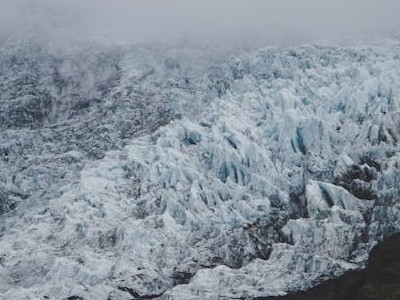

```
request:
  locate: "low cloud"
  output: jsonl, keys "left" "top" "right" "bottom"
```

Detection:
{"left": 1, "top": 0, "right": 400, "bottom": 48}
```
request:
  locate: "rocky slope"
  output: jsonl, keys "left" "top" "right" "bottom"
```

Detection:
{"left": 0, "top": 39, "right": 399, "bottom": 299}
{"left": 264, "top": 233, "right": 400, "bottom": 300}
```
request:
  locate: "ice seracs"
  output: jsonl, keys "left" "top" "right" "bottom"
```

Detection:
{"left": 0, "top": 40, "right": 399, "bottom": 299}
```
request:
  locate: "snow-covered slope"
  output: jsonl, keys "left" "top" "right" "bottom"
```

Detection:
{"left": 0, "top": 40, "right": 400, "bottom": 299}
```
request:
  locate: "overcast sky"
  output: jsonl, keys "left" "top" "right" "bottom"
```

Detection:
{"left": 1, "top": 0, "right": 400, "bottom": 47}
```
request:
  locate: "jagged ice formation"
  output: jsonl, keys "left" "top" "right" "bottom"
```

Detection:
{"left": 0, "top": 39, "right": 400, "bottom": 299}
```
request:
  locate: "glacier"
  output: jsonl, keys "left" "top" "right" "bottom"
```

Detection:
{"left": 0, "top": 39, "right": 400, "bottom": 299}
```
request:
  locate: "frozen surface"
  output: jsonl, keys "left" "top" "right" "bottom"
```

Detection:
{"left": 0, "top": 39, "right": 400, "bottom": 299}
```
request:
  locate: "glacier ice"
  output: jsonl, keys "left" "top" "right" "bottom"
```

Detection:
{"left": 0, "top": 39, "right": 400, "bottom": 299}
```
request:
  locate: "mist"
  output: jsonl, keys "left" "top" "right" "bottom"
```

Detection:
{"left": 1, "top": 0, "right": 400, "bottom": 49}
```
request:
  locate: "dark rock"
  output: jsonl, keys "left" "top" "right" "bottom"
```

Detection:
{"left": 171, "top": 271, "right": 194, "bottom": 285}
{"left": 117, "top": 286, "right": 164, "bottom": 299}
{"left": 258, "top": 234, "right": 400, "bottom": 300}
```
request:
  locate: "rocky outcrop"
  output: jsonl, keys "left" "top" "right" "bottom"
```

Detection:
{"left": 261, "top": 234, "right": 400, "bottom": 300}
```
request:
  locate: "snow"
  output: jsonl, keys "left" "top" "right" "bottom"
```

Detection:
{"left": 0, "top": 39, "right": 400, "bottom": 299}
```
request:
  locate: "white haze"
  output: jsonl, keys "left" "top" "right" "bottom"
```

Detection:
{"left": 1, "top": 0, "right": 400, "bottom": 49}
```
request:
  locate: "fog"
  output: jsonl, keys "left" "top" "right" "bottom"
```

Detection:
{"left": 1, "top": 0, "right": 400, "bottom": 48}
